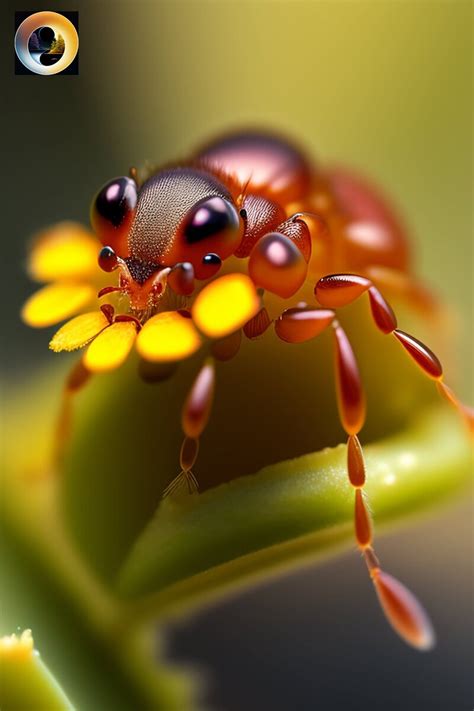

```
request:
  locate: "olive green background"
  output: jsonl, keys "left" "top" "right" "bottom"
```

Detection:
{"left": 2, "top": 1, "right": 472, "bottom": 709}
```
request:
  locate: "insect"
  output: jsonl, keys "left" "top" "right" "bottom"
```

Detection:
{"left": 22, "top": 129, "right": 472, "bottom": 651}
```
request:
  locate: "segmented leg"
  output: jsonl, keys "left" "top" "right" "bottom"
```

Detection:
{"left": 53, "top": 358, "right": 92, "bottom": 467}
{"left": 331, "top": 320, "right": 435, "bottom": 649}
{"left": 163, "top": 358, "right": 216, "bottom": 497}
{"left": 275, "top": 302, "right": 436, "bottom": 649}
{"left": 315, "top": 273, "right": 473, "bottom": 432}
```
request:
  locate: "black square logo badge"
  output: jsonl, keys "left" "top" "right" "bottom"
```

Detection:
{"left": 15, "top": 11, "right": 79, "bottom": 75}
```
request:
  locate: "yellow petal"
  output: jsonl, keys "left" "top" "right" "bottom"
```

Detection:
{"left": 192, "top": 273, "right": 260, "bottom": 338}
{"left": 21, "top": 283, "right": 95, "bottom": 328}
{"left": 136, "top": 311, "right": 202, "bottom": 362}
{"left": 83, "top": 321, "right": 137, "bottom": 373}
{"left": 49, "top": 311, "right": 110, "bottom": 352}
{"left": 28, "top": 222, "right": 100, "bottom": 282}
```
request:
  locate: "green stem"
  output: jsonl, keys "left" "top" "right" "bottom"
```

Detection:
{"left": 117, "top": 407, "right": 471, "bottom": 617}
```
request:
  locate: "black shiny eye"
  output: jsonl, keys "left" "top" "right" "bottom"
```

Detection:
{"left": 196, "top": 252, "right": 222, "bottom": 280}
{"left": 91, "top": 176, "right": 137, "bottom": 254}
{"left": 202, "top": 252, "right": 221, "bottom": 267}
{"left": 183, "top": 196, "right": 239, "bottom": 245}
{"left": 98, "top": 246, "right": 118, "bottom": 272}
{"left": 94, "top": 177, "right": 137, "bottom": 228}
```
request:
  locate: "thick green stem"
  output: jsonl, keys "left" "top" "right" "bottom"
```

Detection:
{"left": 117, "top": 407, "right": 471, "bottom": 613}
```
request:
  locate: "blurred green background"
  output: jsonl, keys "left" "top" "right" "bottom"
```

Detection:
{"left": 2, "top": 0, "right": 472, "bottom": 709}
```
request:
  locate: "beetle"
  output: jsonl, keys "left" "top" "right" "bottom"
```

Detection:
{"left": 22, "top": 129, "right": 472, "bottom": 651}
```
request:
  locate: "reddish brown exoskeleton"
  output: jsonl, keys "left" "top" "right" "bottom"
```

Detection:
{"left": 28, "top": 130, "right": 472, "bottom": 651}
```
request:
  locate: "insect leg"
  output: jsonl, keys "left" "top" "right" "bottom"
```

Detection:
{"left": 315, "top": 273, "right": 473, "bottom": 432}
{"left": 162, "top": 358, "right": 215, "bottom": 498}
{"left": 274, "top": 300, "right": 434, "bottom": 647}
{"left": 53, "top": 358, "right": 92, "bottom": 468}
{"left": 274, "top": 298, "right": 436, "bottom": 646}
{"left": 332, "top": 320, "right": 435, "bottom": 649}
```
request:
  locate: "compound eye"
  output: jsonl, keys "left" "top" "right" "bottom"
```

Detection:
{"left": 91, "top": 176, "right": 137, "bottom": 255}
{"left": 182, "top": 197, "right": 241, "bottom": 264}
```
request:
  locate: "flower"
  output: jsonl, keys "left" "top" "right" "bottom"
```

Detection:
{"left": 22, "top": 222, "right": 261, "bottom": 374}
{"left": 21, "top": 222, "right": 105, "bottom": 328}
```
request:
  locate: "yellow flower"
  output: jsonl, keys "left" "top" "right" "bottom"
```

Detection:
{"left": 21, "top": 222, "right": 105, "bottom": 328}
{"left": 22, "top": 222, "right": 260, "bottom": 373}
{"left": 49, "top": 308, "right": 203, "bottom": 373}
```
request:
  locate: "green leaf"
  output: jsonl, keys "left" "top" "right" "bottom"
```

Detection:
{"left": 117, "top": 407, "right": 471, "bottom": 609}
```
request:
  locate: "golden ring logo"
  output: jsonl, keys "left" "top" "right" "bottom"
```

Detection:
{"left": 14, "top": 11, "right": 79, "bottom": 76}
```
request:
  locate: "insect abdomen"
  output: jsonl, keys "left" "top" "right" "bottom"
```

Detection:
{"left": 196, "top": 130, "right": 313, "bottom": 203}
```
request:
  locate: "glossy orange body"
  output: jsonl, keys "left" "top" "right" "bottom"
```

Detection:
{"left": 92, "top": 130, "right": 412, "bottom": 313}
{"left": 194, "top": 131, "right": 411, "bottom": 294}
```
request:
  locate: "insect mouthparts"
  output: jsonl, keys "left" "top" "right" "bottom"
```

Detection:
{"left": 124, "top": 257, "right": 162, "bottom": 285}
